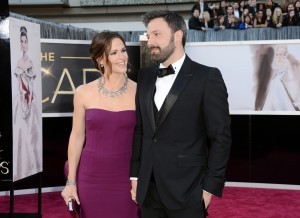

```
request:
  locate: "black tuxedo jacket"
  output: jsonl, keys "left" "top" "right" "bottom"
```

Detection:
{"left": 130, "top": 55, "right": 231, "bottom": 210}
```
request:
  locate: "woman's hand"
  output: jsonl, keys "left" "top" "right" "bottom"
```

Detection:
{"left": 61, "top": 184, "right": 80, "bottom": 206}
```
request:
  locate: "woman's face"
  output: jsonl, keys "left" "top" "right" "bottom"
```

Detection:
{"left": 220, "top": 16, "right": 225, "bottom": 23}
{"left": 20, "top": 35, "right": 28, "bottom": 53}
{"left": 257, "top": 11, "right": 264, "bottom": 18}
{"left": 296, "top": 2, "right": 300, "bottom": 8}
{"left": 266, "top": 0, "right": 273, "bottom": 6}
{"left": 287, "top": 4, "right": 294, "bottom": 11}
{"left": 266, "top": 8, "right": 272, "bottom": 16}
{"left": 221, "top": 1, "right": 226, "bottom": 8}
{"left": 276, "top": 8, "right": 282, "bottom": 16}
{"left": 107, "top": 38, "right": 128, "bottom": 75}
{"left": 245, "top": 16, "right": 251, "bottom": 23}
{"left": 276, "top": 48, "right": 286, "bottom": 59}
{"left": 243, "top": 8, "right": 249, "bottom": 15}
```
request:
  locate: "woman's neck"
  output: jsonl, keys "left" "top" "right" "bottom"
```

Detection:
{"left": 103, "top": 73, "right": 126, "bottom": 90}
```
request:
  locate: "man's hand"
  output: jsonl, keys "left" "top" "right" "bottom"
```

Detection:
{"left": 131, "top": 180, "right": 138, "bottom": 204}
{"left": 202, "top": 191, "right": 212, "bottom": 209}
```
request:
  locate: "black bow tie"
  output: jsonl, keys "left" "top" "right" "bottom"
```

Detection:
{"left": 157, "top": 65, "right": 175, "bottom": 78}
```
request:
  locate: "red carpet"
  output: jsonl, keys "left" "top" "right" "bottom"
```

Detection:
{"left": 1, "top": 187, "right": 300, "bottom": 218}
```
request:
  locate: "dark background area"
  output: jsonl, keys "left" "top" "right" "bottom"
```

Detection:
{"left": 1, "top": 114, "right": 300, "bottom": 192}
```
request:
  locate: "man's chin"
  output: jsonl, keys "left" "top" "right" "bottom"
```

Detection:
{"left": 150, "top": 55, "right": 162, "bottom": 63}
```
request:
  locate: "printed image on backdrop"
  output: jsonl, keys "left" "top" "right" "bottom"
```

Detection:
{"left": 40, "top": 39, "right": 140, "bottom": 116}
{"left": 185, "top": 41, "right": 300, "bottom": 115}
{"left": 10, "top": 17, "right": 43, "bottom": 181}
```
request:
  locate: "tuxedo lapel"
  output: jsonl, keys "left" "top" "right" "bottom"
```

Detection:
{"left": 157, "top": 57, "right": 193, "bottom": 129}
{"left": 144, "top": 67, "right": 158, "bottom": 132}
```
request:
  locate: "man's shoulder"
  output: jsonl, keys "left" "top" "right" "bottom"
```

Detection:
{"left": 188, "top": 56, "right": 215, "bottom": 71}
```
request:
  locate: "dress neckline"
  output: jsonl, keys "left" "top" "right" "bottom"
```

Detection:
{"left": 86, "top": 108, "right": 135, "bottom": 113}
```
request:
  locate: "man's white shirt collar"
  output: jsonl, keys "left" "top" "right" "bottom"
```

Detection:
{"left": 155, "top": 54, "right": 186, "bottom": 110}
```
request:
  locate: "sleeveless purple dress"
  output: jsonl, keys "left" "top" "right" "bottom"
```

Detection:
{"left": 77, "top": 108, "right": 139, "bottom": 218}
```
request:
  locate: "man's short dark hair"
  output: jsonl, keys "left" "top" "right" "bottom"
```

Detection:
{"left": 142, "top": 10, "right": 187, "bottom": 46}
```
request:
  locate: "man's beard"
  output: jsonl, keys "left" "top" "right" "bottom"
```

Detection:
{"left": 149, "top": 36, "right": 175, "bottom": 64}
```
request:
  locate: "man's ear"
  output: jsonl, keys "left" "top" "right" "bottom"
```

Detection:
{"left": 174, "top": 30, "right": 183, "bottom": 44}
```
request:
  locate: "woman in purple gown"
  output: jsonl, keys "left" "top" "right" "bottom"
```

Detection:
{"left": 61, "top": 31, "right": 139, "bottom": 218}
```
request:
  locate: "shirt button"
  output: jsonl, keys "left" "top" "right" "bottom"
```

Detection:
{"left": 153, "top": 138, "right": 158, "bottom": 143}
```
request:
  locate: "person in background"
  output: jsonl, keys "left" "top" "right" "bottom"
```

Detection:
{"left": 249, "top": 11, "right": 255, "bottom": 21}
{"left": 249, "top": 0, "right": 258, "bottom": 16}
{"left": 281, "top": 0, "right": 296, "bottom": 13}
{"left": 272, "top": 7, "right": 284, "bottom": 27}
{"left": 188, "top": 8, "right": 203, "bottom": 30}
{"left": 241, "top": 7, "right": 250, "bottom": 20}
{"left": 257, "top": 3, "right": 266, "bottom": 13}
{"left": 191, "top": 0, "right": 213, "bottom": 19}
{"left": 61, "top": 31, "right": 140, "bottom": 218}
{"left": 233, "top": 1, "right": 243, "bottom": 19}
{"left": 266, "top": 8, "right": 275, "bottom": 27}
{"left": 265, "top": 0, "right": 279, "bottom": 12}
{"left": 294, "top": 0, "right": 300, "bottom": 17}
{"left": 239, "top": 15, "right": 254, "bottom": 29}
{"left": 285, "top": 3, "right": 295, "bottom": 14}
{"left": 254, "top": 10, "right": 267, "bottom": 27}
{"left": 210, "top": 2, "right": 220, "bottom": 21}
{"left": 217, "top": 0, "right": 228, "bottom": 16}
{"left": 224, "top": 5, "right": 241, "bottom": 29}
{"left": 294, "top": 0, "right": 300, "bottom": 24}
{"left": 199, "top": 11, "right": 215, "bottom": 30}
{"left": 283, "top": 9, "right": 298, "bottom": 25}
{"left": 239, "top": 1, "right": 246, "bottom": 13}
{"left": 130, "top": 9, "right": 231, "bottom": 218}
{"left": 214, "top": 15, "right": 226, "bottom": 30}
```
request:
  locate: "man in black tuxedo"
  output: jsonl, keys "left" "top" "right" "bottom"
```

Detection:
{"left": 130, "top": 10, "right": 231, "bottom": 218}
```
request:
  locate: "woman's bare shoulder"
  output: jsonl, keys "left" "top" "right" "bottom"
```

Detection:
{"left": 128, "top": 78, "right": 137, "bottom": 87}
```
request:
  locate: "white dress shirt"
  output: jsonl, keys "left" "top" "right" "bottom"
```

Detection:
{"left": 154, "top": 54, "right": 186, "bottom": 110}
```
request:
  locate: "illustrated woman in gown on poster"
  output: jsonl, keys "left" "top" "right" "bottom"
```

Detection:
{"left": 255, "top": 44, "right": 300, "bottom": 111}
{"left": 13, "top": 26, "right": 42, "bottom": 181}
{"left": 61, "top": 31, "right": 140, "bottom": 218}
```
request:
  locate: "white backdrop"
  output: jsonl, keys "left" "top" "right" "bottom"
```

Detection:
{"left": 185, "top": 40, "right": 300, "bottom": 115}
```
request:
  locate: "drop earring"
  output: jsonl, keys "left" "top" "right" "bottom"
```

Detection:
{"left": 100, "top": 64, "right": 104, "bottom": 74}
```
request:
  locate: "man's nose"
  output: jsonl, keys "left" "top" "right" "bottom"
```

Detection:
{"left": 147, "top": 36, "right": 154, "bottom": 47}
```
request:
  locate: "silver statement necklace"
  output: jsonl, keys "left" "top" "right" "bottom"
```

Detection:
{"left": 98, "top": 74, "right": 128, "bottom": 98}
